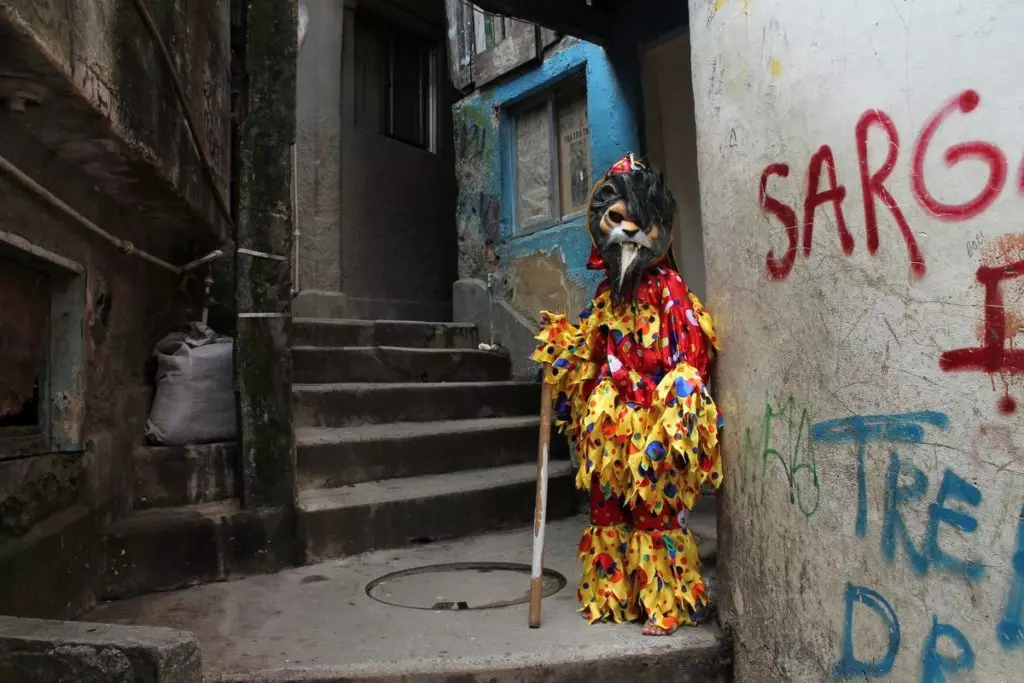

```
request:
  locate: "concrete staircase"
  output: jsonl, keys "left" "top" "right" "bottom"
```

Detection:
{"left": 95, "top": 318, "right": 574, "bottom": 600}
{"left": 291, "top": 318, "right": 576, "bottom": 562}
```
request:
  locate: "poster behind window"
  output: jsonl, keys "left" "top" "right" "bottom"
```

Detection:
{"left": 516, "top": 104, "right": 553, "bottom": 227}
{"left": 558, "top": 90, "right": 590, "bottom": 216}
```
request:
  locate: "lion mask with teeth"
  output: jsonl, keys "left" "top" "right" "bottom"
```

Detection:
{"left": 586, "top": 153, "right": 677, "bottom": 306}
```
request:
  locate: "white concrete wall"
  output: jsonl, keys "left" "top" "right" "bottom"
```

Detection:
{"left": 688, "top": 0, "right": 1024, "bottom": 680}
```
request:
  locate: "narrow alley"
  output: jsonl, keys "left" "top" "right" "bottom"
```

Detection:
{"left": 1, "top": 1, "right": 1022, "bottom": 682}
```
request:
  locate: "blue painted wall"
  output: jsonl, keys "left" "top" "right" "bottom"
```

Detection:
{"left": 453, "top": 38, "right": 642, "bottom": 318}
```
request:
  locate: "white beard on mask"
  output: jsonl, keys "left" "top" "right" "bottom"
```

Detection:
{"left": 617, "top": 242, "right": 640, "bottom": 292}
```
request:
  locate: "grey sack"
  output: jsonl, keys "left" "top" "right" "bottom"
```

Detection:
{"left": 145, "top": 322, "right": 236, "bottom": 446}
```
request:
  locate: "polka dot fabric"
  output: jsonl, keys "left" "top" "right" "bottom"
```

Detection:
{"left": 531, "top": 265, "right": 722, "bottom": 631}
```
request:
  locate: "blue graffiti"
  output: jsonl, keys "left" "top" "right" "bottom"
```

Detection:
{"left": 834, "top": 583, "right": 901, "bottom": 679}
{"left": 881, "top": 451, "right": 930, "bottom": 575}
{"left": 880, "top": 454, "right": 985, "bottom": 582}
{"left": 812, "top": 411, "right": 983, "bottom": 582}
{"left": 997, "top": 506, "right": 1024, "bottom": 650}
{"left": 810, "top": 412, "right": 949, "bottom": 537}
{"left": 927, "top": 470, "right": 986, "bottom": 582}
{"left": 921, "top": 616, "right": 975, "bottom": 683}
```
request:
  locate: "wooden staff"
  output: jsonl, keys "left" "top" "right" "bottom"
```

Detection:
{"left": 529, "top": 363, "right": 554, "bottom": 628}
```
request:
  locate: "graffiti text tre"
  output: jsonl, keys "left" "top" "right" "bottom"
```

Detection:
{"left": 815, "top": 411, "right": 1024, "bottom": 680}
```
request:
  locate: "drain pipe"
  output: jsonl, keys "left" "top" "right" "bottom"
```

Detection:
{"left": 479, "top": 272, "right": 502, "bottom": 353}
{"left": 292, "top": 2, "right": 309, "bottom": 297}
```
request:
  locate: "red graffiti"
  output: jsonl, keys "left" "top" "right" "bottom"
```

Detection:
{"left": 758, "top": 89, "right": 1015, "bottom": 281}
{"left": 803, "top": 145, "right": 854, "bottom": 257}
{"left": 999, "top": 395, "right": 1018, "bottom": 415}
{"left": 939, "top": 259, "right": 1024, "bottom": 414}
{"left": 760, "top": 163, "right": 798, "bottom": 280}
{"left": 911, "top": 90, "right": 1007, "bottom": 221}
{"left": 857, "top": 110, "right": 925, "bottom": 278}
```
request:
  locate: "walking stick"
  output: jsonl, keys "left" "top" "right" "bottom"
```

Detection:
{"left": 529, "top": 363, "right": 554, "bottom": 628}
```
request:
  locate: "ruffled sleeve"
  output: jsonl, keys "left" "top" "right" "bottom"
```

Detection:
{"left": 626, "top": 363, "right": 724, "bottom": 513}
{"left": 530, "top": 310, "right": 598, "bottom": 443}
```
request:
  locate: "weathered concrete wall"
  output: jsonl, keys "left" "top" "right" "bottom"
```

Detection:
{"left": 688, "top": 0, "right": 1024, "bottom": 680}
{"left": 338, "top": 0, "right": 459, "bottom": 322}
{"left": 0, "top": 0, "right": 231, "bottom": 241}
{"left": 454, "top": 38, "right": 641, "bottom": 330}
{"left": 0, "top": 121, "right": 189, "bottom": 619}
{"left": 0, "top": 0, "right": 231, "bottom": 619}
{"left": 295, "top": 0, "right": 458, "bottom": 321}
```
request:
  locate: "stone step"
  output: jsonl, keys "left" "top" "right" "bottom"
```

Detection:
{"left": 293, "top": 381, "right": 541, "bottom": 427}
{"left": 296, "top": 417, "right": 568, "bottom": 489}
{"left": 100, "top": 501, "right": 293, "bottom": 600}
{"left": 292, "top": 346, "right": 511, "bottom": 384}
{"left": 293, "top": 318, "right": 479, "bottom": 349}
{"left": 131, "top": 443, "right": 236, "bottom": 510}
{"left": 0, "top": 617, "right": 203, "bottom": 683}
{"left": 297, "top": 461, "right": 576, "bottom": 562}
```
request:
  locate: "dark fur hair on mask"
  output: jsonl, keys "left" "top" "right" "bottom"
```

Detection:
{"left": 587, "top": 160, "right": 677, "bottom": 306}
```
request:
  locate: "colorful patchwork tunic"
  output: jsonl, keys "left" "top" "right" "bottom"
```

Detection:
{"left": 531, "top": 261, "right": 723, "bottom": 630}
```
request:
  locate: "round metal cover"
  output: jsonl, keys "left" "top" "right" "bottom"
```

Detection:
{"left": 366, "top": 562, "right": 566, "bottom": 611}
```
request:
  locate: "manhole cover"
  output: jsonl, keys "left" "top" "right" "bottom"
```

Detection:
{"left": 366, "top": 562, "right": 566, "bottom": 611}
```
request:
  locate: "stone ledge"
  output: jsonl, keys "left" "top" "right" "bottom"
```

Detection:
{"left": 132, "top": 443, "right": 237, "bottom": 510}
{"left": 453, "top": 278, "right": 539, "bottom": 381}
{"left": 101, "top": 502, "right": 295, "bottom": 600}
{"left": 0, "top": 616, "right": 201, "bottom": 683}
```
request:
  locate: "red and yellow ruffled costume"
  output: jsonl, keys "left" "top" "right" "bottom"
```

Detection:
{"left": 531, "top": 255, "right": 722, "bottom": 631}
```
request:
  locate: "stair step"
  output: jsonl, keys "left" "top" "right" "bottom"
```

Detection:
{"left": 297, "top": 461, "right": 576, "bottom": 562}
{"left": 100, "top": 501, "right": 293, "bottom": 600}
{"left": 292, "top": 346, "right": 511, "bottom": 384}
{"left": 293, "top": 319, "right": 479, "bottom": 349}
{"left": 131, "top": 443, "right": 236, "bottom": 510}
{"left": 293, "top": 381, "right": 540, "bottom": 427}
{"left": 296, "top": 417, "right": 568, "bottom": 488}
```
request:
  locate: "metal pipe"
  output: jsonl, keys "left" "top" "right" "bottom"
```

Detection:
{"left": 292, "top": 143, "right": 300, "bottom": 296}
{"left": 181, "top": 249, "right": 225, "bottom": 272}
{"left": 0, "top": 154, "right": 228, "bottom": 278}
{"left": 202, "top": 270, "right": 214, "bottom": 324}
{"left": 293, "top": 2, "right": 309, "bottom": 297}
{"left": 0, "top": 154, "right": 180, "bottom": 273}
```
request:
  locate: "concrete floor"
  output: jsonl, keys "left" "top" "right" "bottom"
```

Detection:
{"left": 84, "top": 512, "right": 723, "bottom": 682}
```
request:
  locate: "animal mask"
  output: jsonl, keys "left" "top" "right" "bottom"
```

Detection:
{"left": 587, "top": 153, "right": 677, "bottom": 305}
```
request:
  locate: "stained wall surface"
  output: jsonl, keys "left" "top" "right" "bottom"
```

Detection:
{"left": 687, "top": 0, "right": 1024, "bottom": 680}
{"left": 0, "top": 0, "right": 229, "bottom": 618}
{"left": 295, "top": 0, "right": 459, "bottom": 321}
{"left": 454, "top": 38, "right": 641, "bottom": 325}
{"left": 0, "top": 0, "right": 231, "bottom": 241}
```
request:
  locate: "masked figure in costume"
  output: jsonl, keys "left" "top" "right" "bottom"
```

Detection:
{"left": 531, "top": 153, "right": 722, "bottom": 636}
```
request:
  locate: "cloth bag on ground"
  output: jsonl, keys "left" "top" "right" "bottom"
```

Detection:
{"left": 145, "top": 322, "right": 236, "bottom": 446}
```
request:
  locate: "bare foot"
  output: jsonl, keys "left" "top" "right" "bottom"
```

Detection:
{"left": 642, "top": 622, "right": 677, "bottom": 636}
